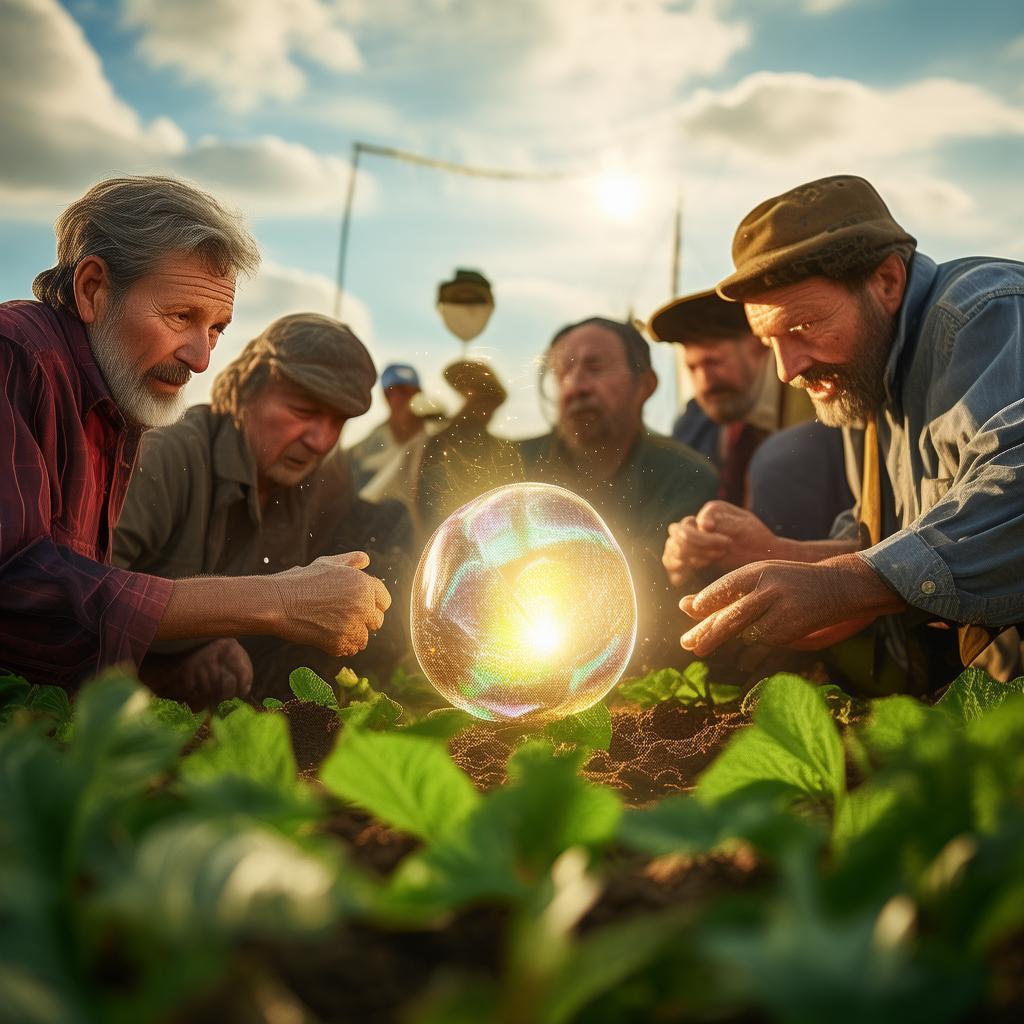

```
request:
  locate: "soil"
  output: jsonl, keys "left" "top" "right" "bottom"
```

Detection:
{"left": 449, "top": 702, "right": 749, "bottom": 804}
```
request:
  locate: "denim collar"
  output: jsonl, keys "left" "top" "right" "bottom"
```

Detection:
{"left": 883, "top": 251, "right": 938, "bottom": 413}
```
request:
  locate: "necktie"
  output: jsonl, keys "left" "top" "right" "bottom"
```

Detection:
{"left": 861, "top": 415, "right": 997, "bottom": 665}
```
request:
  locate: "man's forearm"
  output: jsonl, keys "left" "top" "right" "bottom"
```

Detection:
{"left": 773, "top": 536, "right": 861, "bottom": 564}
{"left": 155, "top": 575, "right": 281, "bottom": 642}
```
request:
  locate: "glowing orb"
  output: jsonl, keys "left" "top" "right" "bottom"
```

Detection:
{"left": 411, "top": 483, "right": 637, "bottom": 722}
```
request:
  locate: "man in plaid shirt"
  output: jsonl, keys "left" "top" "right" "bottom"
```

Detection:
{"left": 0, "top": 176, "right": 390, "bottom": 705}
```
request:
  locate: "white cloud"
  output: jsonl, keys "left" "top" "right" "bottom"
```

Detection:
{"left": 678, "top": 72, "right": 1024, "bottom": 162}
{"left": 121, "top": 0, "right": 362, "bottom": 112}
{"left": 0, "top": 0, "right": 370, "bottom": 218}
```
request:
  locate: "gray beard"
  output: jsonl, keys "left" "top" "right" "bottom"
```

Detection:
{"left": 89, "top": 312, "right": 188, "bottom": 429}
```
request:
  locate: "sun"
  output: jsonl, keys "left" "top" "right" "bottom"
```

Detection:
{"left": 593, "top": 172, "right": 643, "bottom": 222}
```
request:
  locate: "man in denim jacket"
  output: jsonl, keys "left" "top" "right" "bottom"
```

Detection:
{"left": 666, "top": 174, "right": 1024, "bottom": 693}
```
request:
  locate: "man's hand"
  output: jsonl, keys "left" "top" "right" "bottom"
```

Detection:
{"left": 140, "top": 638, "right": 253, "bottom": 710}
{"left": 663, "top": 501, "right": 783, "bottom": 587}
{"left": 269, "top": 551, "right": 392, "bottom": 657}
{"left": 679, "top": 553, "right": 905, "bottom": 657}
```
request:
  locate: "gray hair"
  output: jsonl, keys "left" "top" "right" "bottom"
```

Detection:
{"left": 32, "top": 175, "right": 261, "bottom": 312}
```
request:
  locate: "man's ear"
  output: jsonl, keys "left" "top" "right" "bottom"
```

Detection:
{"left": 869, "top": 252, "right": 907, "bottom": 316}
{"left": 639, "top": 367, "right": 658, "bottom": 403}
{"left": 73, "top": 255, "right": 112, "bottom": 325}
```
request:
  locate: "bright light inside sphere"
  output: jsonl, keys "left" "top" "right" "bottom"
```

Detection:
{"left": 411, "top": 483, "right": 637, "bottom": 722}
{"left": 594, "top": 172, "right": 643, "bottom": 222}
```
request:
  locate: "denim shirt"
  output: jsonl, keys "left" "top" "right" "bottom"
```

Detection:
{"left": 840, "top": 252, "right": 1024, "bottom": 625}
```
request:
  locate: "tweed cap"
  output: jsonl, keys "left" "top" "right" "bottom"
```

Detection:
{"left": 212, "top": 312, "right": 376, "bottom": 419}
{"left": 717, "top": 175, "right": 917, "bottom": 301}
{"left": 647, "top": 288, "right": 752, "bottom": 344}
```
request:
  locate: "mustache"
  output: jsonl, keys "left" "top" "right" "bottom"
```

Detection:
{"left": 146, "top": 362, "right": 192, "bottom": 387}
{"left": 791, "top": 364, "right": 845, "bottom": 390}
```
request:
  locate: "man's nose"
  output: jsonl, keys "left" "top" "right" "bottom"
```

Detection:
{"left": 305, "top": 417, "right": 342, "bottom": 454}
{"left": 772, "top": 341, "right": 812, "bottom": 384}
{"left": 175, "top": 330, "right": 212, "bottom": 375}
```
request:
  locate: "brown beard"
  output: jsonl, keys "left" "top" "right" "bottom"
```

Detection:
{"left": 792, "top": 291, "right": 895, "bottom": 427}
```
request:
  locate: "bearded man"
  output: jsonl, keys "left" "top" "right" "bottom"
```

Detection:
{"left": 665, "top": 174, "right": 1024, "bottom": 694}
{"left": 520, "top": 317, "right": 718, "bottom": 669}
{"left": 0, "top": 176, "right": 390, "bottom": 703}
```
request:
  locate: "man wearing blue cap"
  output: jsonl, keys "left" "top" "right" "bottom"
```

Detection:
{"left": 348, "top": 362, "right": 425, "bottom": 490}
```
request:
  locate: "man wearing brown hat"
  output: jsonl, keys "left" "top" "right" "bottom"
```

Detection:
{"left": 114, "top": 312, "right": 408, "bottom": 700}
{"left": 651, "top": 287, "right": 851, "bottom": 543}
{"left": 675, "top": 173, "right": 1024, "bottom": 694}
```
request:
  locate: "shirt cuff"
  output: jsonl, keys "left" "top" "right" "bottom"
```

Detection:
{"left": 857, "top": 528, "right": 961, "bottom": 620}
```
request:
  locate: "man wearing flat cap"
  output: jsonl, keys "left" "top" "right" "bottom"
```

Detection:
{"left": 114, "top": 312, "right": 411, "bottom": 699}
{"left": 671, "top": 173, "right": 1024, "bottom": 693}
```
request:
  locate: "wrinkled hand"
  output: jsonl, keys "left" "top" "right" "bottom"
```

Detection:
{"left": 679, "top": 553, "right": 904, "bottom": 657}
{"left": 663, "top": 501, "right": 781, "bottom": 587}
{"left": 141, "top": 638, "right": 253, "bottom": 710}
{"left": 270, "top": 551, "right": 392, "bottom": 657}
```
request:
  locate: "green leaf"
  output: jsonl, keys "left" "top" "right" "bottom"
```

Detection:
{"left": 288, "top": 667, "right": 339, "bottom": 709}
{"left": 99, "top": 818, "right": 342, "bottom": 940}
{"left": 338, "top": 692, "right": 404, "bottom": 730}
{"left": 617, "top": 662, "right": 718, "bottom": 708}
{"left": 543, "top": 702, "right": 612, "bottom": 750}
{"left": 698, "top": 674, "right": 844, "bottom": 806}
{"left": 936, "top": 668, "right": 1024, "bottom": 724}
{"left": 144, "top": 697, "right": 205, "bottom": 740}
{"left": 320, "top": 729, "right": 479, "bottom": 842}
{"left": 401, "top": 707, "right": 477, "bottom": 740}
{"left": 181, "top": 705, "right": 298, "bottom": 793}
{"left": 543, "top": 912, "right": 687, "bottom": 1024}
{"left": 859, "top": 696, "right": 932, "bottom": 757}
{"left": 389, "top": 744, "right": 621, "bottom": 914}
{"left": 262, "top": 697, "right": 284, "bottom": 710}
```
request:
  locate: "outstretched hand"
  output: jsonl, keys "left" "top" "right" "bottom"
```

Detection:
{"left": 679, "top": 553, "right": 905, "bottom": 657}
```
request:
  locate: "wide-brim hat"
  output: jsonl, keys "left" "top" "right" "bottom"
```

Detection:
{"left": 716, "top": 175, "right": 917, "bottom": 302}
{"left": 647, "top": 288, "right": 752, "bottom": 343}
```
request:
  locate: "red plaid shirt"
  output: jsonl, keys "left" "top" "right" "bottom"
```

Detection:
{"left": 0, "top": 301, "right": 172, "bottom": 687}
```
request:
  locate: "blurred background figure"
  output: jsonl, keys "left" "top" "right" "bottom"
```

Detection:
{"left": 649, "top": 288, "right": 850, "bottom": 541}
{"left": 350, "top": 362, "right": 450, "bottom": 508}
{"left": 414, "top": 358, "right": 517, "bottom": 534}
{"left": 521, "top": 317, "right": 717, "bottom": 670}
{"left": 349, "top": 363, "right": 426, "bottom": 489}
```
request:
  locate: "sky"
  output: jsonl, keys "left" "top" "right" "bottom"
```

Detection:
{"left": 2, "top": 0, "right": 1024, "bottom": 442}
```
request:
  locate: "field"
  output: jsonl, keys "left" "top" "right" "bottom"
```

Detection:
{"left": 2, "top": 662, "right": 1023, "bottom": 1024}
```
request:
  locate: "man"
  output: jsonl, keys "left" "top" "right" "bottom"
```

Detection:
{"left": 414, "top": 358, "right": 518, "bottom": 535}
{"left": 114, "top": 312, "right": 412, "bottom": 700}
{"left": 520, "top": 317, "right": 718, "bottom": 668}
{"left": 0, "top": 176, "right": 390, "bottom": 704}
{"left": 668, "top": 174, "right": 1024, "bottom": 693}
{"left": 651, "top": 287, "right": 851, "bottom": 539}
{"left": 348, "top": 363, "right": 425, "bottom": 490}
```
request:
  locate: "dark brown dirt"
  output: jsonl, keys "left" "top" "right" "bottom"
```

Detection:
{"left": 319, "top": 806, "right": 419, "bottom": 875}
{"left": 279, "top": 699, "right": 342, "bottom": 771}
{"left": 449, "top": 703, "right": 748, "bottom": 804}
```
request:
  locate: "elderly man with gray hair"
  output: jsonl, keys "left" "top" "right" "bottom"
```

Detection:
{"left": 115, "top": 312, "right": 409, "bottom": 702}
{"left": 0, "top": 175, "right": 390, "bottom": 706}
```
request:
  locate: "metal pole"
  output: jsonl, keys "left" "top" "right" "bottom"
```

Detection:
{"left": 670, "top": 187, "right": 683, "bottom": 298}
{"left": 334, "top": 141, "right": 362, "bottom": 319}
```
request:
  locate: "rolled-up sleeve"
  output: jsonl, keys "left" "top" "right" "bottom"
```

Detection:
{"left": 0, "top": 344, "right": 172, "bottom": 686}
{"left": 860, "top": 295, "right": 1024, "bottom": 626}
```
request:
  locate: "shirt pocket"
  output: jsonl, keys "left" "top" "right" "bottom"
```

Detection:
{"left": 920, "top": 476, "right": 954, "bottom": 514}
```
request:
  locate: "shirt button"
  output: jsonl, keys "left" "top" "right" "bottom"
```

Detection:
{"left": 921, "top": 580, "right": 936, "bottom": 595}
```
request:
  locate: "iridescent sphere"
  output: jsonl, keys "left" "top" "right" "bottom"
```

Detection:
{"left": 411, "top": 482, "right": 637, "bottom": 722}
